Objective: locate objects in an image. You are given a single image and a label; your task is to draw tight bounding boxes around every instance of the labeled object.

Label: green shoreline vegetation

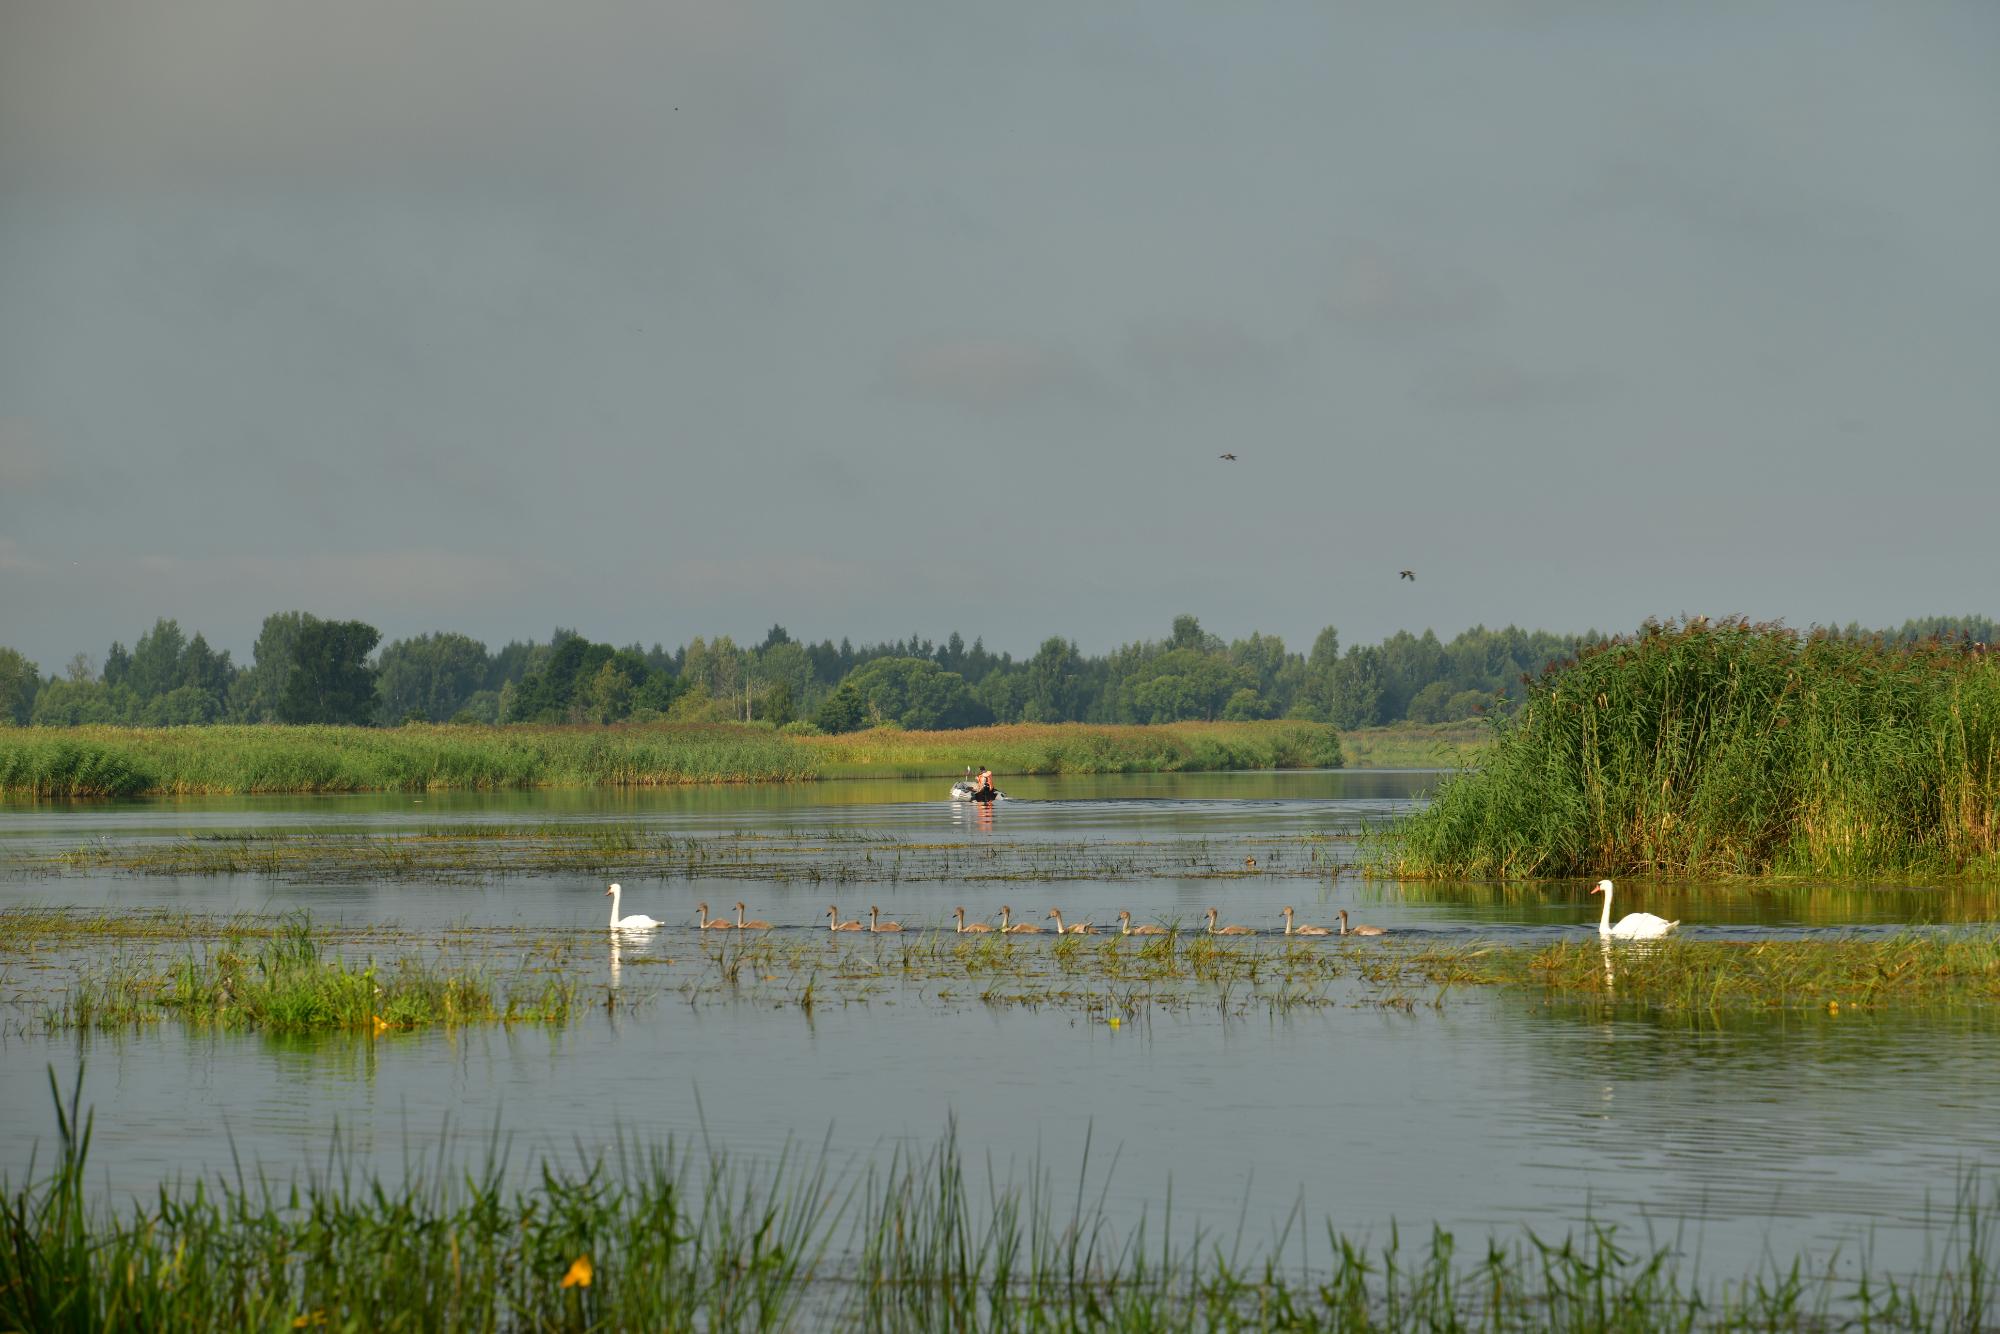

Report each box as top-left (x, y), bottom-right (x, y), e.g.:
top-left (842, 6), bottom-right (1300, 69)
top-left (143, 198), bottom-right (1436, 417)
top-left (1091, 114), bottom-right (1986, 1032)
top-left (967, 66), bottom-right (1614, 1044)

top-left (1383, 619), bottom-right (2000, 880)
top-left (6, 1074), bottom-right (1995, 1331)
top-left (0, 719), bottom-right (1346, 798)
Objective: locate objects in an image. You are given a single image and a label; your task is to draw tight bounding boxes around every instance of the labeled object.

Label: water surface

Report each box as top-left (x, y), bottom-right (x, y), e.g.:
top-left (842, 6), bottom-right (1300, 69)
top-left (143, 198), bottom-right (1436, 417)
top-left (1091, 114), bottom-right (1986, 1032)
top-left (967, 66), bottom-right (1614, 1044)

top-left (4, 770), bottom-right (1995, 1278)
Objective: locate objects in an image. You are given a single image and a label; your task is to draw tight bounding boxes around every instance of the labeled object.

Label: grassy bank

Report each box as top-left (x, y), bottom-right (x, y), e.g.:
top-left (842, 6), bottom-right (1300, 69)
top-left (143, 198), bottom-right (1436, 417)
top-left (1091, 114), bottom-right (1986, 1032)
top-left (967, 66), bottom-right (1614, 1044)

top-left (0, 720), bottom-right (1339, 798)
top-left (7, 1075), bottom-right (1993, 1332)
top-left (1381, 620), bottom-right (2000, 878)
top-left (0, 723), bottom-right (815, 798)
top-left (1337, 720), bottom-right (1490, 769)
top-left (802, 719), bottom-right (1342, 777)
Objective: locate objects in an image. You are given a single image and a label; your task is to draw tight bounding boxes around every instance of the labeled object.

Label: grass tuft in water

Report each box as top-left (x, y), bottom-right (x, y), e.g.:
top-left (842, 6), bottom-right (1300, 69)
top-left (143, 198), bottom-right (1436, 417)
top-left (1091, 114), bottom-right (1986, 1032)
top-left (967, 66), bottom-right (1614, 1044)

top-left (48, 915), bottom-right (575, 1033)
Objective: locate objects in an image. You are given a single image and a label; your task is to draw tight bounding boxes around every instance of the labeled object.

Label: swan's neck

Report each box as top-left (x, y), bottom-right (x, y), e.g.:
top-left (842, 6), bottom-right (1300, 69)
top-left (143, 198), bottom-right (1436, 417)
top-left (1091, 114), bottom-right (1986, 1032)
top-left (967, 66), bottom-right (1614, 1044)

top-left (1050, 912), bottom-right (1064, 932)
top-left (608, 887), bottom-right (620, 927)
top-left (1598, 887), bottom-right (1613, 934)
top-left (1283, 912), bottom-right (1293, 935)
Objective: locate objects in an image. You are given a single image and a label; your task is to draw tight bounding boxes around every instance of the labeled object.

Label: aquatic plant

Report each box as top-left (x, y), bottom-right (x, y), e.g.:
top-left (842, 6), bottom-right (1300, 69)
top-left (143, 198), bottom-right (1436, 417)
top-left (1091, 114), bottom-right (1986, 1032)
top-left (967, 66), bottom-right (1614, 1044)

top-left (48, 916), bottom-right (575, 1033)
top-left (1383, 619), bottom-right (2000, 878)
top-left (4, 1072), bottom-right (1994, 1331)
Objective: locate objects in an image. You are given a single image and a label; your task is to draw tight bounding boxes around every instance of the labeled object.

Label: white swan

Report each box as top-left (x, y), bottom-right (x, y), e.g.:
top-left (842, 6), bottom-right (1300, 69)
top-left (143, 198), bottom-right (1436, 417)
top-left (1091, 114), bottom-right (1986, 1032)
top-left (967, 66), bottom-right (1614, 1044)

top-left (604, 882), bottom-right (662, 931)
top-left (1592, 879), bottom-right (1678, 939)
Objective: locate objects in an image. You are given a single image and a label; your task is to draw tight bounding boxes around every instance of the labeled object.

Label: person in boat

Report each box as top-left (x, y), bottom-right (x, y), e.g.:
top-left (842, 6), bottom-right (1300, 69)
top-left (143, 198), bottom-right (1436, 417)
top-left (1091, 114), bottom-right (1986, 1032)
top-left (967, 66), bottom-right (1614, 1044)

top-left (971, 766), bottom-right (996, 803)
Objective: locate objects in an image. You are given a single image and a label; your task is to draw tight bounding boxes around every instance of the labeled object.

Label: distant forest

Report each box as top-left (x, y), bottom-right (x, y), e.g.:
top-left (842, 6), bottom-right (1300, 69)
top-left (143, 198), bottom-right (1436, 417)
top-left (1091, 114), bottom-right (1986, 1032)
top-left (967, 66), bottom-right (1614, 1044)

top-left (2, 614), bottom-right (1994, 734)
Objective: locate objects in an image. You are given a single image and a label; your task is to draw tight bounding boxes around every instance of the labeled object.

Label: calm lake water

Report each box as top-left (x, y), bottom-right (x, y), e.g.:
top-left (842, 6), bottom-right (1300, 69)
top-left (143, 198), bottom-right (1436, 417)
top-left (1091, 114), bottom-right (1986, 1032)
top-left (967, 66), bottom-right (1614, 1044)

top-left (3, 770), bottom-right (1997, 1278)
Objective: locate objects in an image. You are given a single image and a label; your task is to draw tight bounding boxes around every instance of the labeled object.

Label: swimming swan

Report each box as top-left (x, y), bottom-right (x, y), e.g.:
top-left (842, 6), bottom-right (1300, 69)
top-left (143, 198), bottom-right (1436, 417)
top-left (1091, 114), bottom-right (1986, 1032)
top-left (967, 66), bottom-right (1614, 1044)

top-left (1592, 879), bottom-right (1678, 940)
top-left (604, 882), bottom-right (662, 931)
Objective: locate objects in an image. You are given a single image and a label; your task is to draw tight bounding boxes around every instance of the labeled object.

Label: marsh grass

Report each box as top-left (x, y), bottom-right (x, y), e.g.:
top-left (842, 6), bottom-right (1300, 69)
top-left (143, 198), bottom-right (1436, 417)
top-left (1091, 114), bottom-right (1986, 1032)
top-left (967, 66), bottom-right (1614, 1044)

top-left (5, 1072), bottom-right (1995, 1331)
top-left (1409, 934), bottom-right (2000, 1011)
top-left (20, 907), bottom-right (2000, 1028)
top-left (1337, 720), bottom-right (1490, 769)
top-left (807, 719), bottom-right (1344, 777)
top-left (0, 720), bottom-right (1342, 798)
top-left (45, 916), bottom-right (576, 1033)
top-left (1384, 620), bottom-right (2000, 879)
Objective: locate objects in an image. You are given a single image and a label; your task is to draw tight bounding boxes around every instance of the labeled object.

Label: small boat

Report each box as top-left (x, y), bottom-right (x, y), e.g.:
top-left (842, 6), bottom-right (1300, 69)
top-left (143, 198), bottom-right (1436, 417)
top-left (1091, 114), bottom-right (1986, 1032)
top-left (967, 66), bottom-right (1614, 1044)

top-left (949, 780), bottom-right (1005, 803)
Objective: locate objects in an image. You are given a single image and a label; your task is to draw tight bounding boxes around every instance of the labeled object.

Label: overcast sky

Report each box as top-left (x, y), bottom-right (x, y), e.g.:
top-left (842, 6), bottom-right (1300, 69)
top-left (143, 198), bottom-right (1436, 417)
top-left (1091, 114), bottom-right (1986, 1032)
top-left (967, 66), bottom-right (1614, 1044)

top-left (3, 0), bottom-right (1996, 672)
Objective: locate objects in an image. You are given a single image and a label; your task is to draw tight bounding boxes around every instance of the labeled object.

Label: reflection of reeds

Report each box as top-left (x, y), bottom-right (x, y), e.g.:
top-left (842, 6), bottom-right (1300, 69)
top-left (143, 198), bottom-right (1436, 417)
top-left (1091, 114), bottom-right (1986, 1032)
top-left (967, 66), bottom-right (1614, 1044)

top-left (8, 1072), bottom-right (1996, 1331)
top-left (1400, 934), bottom-right (2000, 1009)
top-left (1385, 878), bottom-right (2000, 927)
top-left (1382, 619), bottom-right (2000, 878)
top-left (34, 827), bottom-right (1355, 884)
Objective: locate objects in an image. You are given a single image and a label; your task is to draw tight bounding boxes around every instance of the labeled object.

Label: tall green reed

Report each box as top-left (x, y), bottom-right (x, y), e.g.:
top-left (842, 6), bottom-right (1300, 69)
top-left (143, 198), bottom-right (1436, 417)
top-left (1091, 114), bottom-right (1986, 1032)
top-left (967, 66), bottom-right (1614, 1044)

top-left (1385, 619), bottom-right (2000, 878)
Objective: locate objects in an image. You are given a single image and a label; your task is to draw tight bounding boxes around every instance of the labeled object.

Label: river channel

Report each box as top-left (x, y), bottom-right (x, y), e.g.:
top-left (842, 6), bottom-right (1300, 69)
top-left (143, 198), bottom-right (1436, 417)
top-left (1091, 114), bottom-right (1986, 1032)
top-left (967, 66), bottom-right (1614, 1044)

top-left (3, 770), bottom-right (1996, 1280)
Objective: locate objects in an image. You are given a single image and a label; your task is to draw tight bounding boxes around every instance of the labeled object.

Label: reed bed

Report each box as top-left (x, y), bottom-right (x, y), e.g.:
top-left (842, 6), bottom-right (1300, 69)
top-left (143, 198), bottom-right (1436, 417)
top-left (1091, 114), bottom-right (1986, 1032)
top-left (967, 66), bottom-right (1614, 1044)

top-left (1336, 720), bottom-right (1490, 769)
top-left (0, 720), bottom-right (1342, 798)
top-left (6, 1072), bottom-right (1993, 1332)
top-left (1383, 620), bottom-right (2000, 878)
top-left (804, 719), bottom-right (1344, 777)
top-left (0, 723), bottom-right (817, 798)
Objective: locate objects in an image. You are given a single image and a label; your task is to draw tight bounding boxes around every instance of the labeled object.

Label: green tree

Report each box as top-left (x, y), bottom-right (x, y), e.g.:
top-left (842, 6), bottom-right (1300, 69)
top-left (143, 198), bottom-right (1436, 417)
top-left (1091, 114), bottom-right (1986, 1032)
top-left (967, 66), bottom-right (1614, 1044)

top-left (0, 647), bottom-right (39, 725)
top-left (838, 657), bottom-right (992, 730)
top-left (1120, 649), bottom-right (1250, 723)
top-left (30, 678), bottom-right (121, 725)
top-left (758, 681), bottom-right (796, 726)
top-left (1023, 637), bottom-right (1085, 722)
top-left (813, 681), bottom-right (867, 733)
top-left (124, 619), bottom-right (189, 700)
top-left (375, 632), bottom-right (490, 725)
top-left (579, 660), bottom-right (635, 724)
top-left (1327, 646), bottom-right (1385, 729)
top-left (1292, 626), bottom-right (1343, 722)
top-left (231, 612), bottom-right (315, 722)
top-left (278, 620), bottom-right (380, 724)
top-left (145, 683), bottom-right (224, 725)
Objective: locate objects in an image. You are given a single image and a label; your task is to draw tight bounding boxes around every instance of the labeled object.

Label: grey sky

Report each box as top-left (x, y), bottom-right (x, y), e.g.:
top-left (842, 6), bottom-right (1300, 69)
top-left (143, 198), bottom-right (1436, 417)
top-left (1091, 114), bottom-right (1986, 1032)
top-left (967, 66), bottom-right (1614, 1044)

top-left (3, 0), bottom-right (1996, 672)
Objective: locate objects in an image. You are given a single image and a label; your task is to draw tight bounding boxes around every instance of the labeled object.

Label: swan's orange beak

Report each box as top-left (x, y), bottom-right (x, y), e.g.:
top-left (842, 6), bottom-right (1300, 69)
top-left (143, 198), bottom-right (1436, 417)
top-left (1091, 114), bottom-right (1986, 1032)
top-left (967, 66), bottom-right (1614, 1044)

top-left (1588, 885), bottom-right (1604, 895)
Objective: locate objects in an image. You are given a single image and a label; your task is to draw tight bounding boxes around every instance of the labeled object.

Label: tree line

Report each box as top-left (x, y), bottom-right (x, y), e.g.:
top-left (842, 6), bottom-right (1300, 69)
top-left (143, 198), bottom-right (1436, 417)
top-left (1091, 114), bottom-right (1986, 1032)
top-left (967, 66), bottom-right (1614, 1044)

top-left (2, 613), bottom-right (1992, 733)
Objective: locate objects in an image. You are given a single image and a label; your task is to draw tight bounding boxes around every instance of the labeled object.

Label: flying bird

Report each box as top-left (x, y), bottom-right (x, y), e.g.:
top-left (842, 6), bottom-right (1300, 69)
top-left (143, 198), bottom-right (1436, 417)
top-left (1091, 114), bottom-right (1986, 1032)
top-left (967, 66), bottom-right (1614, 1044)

top-left (1399, 570), bottom-right (1415, 581)
top-left (1218, 452), bottom-right (1237, 461)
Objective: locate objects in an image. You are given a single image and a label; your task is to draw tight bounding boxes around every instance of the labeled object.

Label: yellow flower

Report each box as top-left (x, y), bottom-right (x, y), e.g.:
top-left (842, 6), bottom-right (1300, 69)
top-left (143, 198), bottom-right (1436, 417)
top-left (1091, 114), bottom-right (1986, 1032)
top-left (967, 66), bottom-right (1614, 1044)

top-left (292, 1312), bottom-right (326, 1329)
top-left (372, 1014), bottom-right (390, 1035)
top-left (561, 1255), bottom-right (594, 1289)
